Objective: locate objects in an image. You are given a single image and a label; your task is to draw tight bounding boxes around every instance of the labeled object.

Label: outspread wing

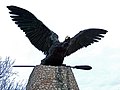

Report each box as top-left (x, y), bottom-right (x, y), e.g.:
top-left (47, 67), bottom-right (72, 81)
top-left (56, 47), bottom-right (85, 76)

top-left (65, 28), bottom-right (107, 56)
top-left (7, 5), bottom-right (59, 55)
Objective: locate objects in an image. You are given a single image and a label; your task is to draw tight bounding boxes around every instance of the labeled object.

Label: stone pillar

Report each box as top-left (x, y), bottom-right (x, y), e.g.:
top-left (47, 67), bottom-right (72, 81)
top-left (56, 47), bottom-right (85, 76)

top-left (26, 65), bottom-right (79, 90)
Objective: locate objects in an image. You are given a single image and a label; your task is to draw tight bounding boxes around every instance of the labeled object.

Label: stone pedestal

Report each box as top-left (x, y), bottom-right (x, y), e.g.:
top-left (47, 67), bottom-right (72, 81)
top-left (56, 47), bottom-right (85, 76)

top-left (26, 65), bottom-right (79, 90)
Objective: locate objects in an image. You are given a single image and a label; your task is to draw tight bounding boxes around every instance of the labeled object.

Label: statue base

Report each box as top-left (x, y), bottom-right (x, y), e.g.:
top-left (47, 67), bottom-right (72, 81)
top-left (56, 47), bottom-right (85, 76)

top-left (26, 65), bottom-right (79, 90)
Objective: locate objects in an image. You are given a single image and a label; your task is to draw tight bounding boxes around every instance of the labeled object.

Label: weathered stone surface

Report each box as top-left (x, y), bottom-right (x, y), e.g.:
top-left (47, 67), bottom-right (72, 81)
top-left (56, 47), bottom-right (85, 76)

top-left (26, 65), bottom-right (79, 90)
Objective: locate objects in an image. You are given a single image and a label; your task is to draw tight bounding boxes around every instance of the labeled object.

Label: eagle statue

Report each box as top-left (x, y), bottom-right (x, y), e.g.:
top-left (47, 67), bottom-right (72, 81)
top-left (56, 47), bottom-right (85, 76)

top-left (7, 5), bottom-right (107, 67)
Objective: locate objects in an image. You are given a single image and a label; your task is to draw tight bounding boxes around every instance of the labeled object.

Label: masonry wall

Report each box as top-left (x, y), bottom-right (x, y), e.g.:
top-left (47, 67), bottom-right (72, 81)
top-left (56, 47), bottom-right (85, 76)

top-left (26, 65), bottom-right (79, 90)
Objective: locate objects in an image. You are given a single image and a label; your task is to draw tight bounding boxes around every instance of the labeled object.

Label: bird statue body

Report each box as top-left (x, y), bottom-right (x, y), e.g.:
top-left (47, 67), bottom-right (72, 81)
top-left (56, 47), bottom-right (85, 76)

top-left (41, 37), bottom-right (71, 66)
top-left (7, 5), bottom-right (108, 66)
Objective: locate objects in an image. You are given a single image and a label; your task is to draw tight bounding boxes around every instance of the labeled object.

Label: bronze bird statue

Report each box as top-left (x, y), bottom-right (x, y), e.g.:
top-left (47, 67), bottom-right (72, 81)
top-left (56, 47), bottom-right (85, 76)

top-left (7, 5), bottom-right (107, 67)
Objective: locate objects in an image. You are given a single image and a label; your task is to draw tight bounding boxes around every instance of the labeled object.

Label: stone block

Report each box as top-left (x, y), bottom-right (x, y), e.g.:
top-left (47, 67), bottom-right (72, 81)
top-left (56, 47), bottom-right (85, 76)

top-left (26, 65), bottom-right (79, 90)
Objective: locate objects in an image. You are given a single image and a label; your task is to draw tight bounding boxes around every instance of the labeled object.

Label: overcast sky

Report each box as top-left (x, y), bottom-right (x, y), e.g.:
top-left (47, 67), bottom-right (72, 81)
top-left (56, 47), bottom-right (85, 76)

top-left (0, 0), bottom-right (120, 90)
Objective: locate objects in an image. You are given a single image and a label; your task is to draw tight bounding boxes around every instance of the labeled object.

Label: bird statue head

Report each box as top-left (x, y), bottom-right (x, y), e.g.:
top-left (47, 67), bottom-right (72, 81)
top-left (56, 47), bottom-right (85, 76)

top-left (65, 36), bottom-right (70, 41)
top-left (61, 36), bottom-right (70, 48)
top-left (64, 36), bottom-right (70, 44)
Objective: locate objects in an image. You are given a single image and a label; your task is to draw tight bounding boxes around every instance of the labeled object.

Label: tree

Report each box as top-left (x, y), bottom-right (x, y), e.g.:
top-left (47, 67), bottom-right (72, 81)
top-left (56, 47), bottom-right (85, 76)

top-left (0, 57), bottom-right (26, 90)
